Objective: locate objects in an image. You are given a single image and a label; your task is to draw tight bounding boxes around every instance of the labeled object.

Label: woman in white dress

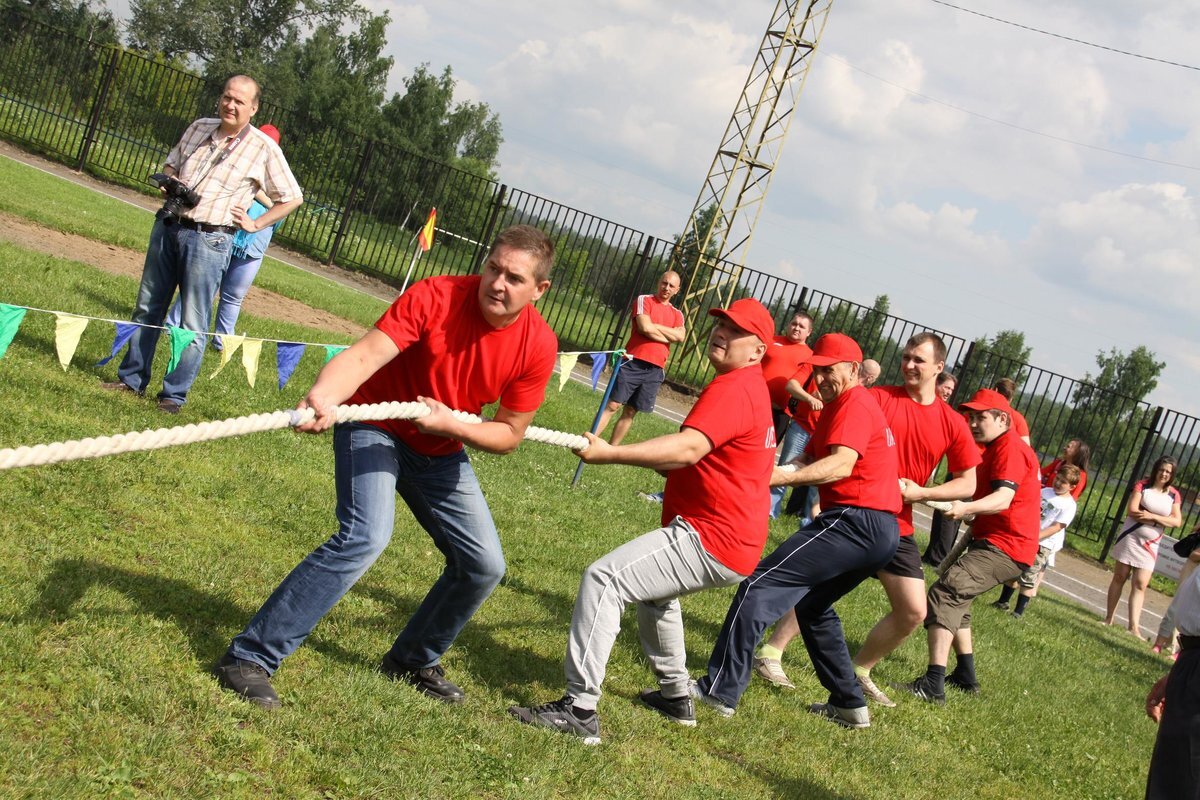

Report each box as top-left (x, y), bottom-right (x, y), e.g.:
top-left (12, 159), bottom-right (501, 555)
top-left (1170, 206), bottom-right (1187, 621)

top-left (1104, 456), bottom-right (1183, 636)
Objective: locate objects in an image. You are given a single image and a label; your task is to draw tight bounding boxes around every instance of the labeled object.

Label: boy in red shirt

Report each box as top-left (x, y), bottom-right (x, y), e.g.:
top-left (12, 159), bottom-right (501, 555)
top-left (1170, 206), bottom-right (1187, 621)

top-left (508, 299), bottom-right (778, 744)
top-left (215, 225), bottom-right (558, 710)
top-left (898, 388), bottom-right (1041, 703)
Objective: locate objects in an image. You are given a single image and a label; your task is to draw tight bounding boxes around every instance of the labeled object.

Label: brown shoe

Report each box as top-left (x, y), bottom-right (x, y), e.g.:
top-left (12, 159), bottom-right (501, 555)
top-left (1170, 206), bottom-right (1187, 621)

top-left (157, 399), bottom-right (182, 414)
top-left (100, 380), bottom-right (142, 396)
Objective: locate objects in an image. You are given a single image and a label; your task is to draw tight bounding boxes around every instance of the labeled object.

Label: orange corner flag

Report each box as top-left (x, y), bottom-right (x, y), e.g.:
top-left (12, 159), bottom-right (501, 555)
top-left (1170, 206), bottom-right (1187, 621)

top-left (418, 207), bottom-right (437, 252)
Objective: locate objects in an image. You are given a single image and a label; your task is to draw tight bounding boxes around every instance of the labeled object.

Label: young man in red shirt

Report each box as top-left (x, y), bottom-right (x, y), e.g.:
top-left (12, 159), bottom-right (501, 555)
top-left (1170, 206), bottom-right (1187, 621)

top-left (752, 333), bottom-right (980, 706)
top-left (595, 270), bottom-right (686, 445)
top-left (898, 387), bottom-right (1041, 703)
top-left (693, 333), bottom-right (901, 729)
top-left (762, 311), bottom-right (819, 519)
top-left (214, 225), bottom-right (558, 710)
top-left (508, 299), bottom-right (778, 744)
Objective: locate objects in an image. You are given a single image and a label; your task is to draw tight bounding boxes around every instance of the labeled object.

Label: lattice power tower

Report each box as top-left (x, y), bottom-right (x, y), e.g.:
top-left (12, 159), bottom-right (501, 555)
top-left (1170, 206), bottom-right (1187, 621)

top-left (675, 0), bottom-right (833, 332)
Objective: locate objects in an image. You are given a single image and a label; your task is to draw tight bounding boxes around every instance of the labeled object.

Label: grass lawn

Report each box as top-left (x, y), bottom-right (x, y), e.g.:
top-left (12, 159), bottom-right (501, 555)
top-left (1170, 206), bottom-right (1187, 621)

top-left (0, 237), bottom-right (1173, 799)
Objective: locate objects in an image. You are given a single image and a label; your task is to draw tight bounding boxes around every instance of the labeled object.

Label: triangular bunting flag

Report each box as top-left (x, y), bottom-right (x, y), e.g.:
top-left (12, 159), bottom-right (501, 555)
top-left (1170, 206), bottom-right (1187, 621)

top-left (96, 322), bottom-right (138, 366)
top-left (558, 353), bottom-right (580, 391)
top-left (54, 314), bottom-right (89, 371)
top-left (590, 352), bottom-right (607, 390)
top-left (241, 338), bottom-right (263, 388)
top-left (209, 335), bottom-right (245, 379)
top-left (276, 342), bottom-right (305, 390)
top-left (166, 326), bottom-right (197, 374)
top-left (323, 344), bottom-right (347, 364)
top-left (0, 304), bottom-right (28, 359)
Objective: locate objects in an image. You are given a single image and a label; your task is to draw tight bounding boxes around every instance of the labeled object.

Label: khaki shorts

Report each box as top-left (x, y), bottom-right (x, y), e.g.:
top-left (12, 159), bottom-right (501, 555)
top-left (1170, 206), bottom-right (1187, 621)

top-left (926, 540), bottom-right (1023, 631)
top-left (1016, 547), bottom-right (1052, 590)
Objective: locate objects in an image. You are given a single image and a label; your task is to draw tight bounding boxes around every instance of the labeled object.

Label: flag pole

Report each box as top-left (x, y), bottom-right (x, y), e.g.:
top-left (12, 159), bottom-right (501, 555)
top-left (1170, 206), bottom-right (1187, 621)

top-left (571, 353), bottom-right (625, 487)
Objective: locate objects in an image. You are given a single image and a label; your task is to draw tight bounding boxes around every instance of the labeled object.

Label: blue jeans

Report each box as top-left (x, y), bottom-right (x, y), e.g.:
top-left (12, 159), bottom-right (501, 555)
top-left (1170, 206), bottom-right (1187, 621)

top-left (164, 252), bottom-right (264, 348)
top-left (116, 217), bottom-right (231, 403)
top-left (229, 423), bottom-right (505, 673)
top-left (769, 421), bottom-right (811, 518)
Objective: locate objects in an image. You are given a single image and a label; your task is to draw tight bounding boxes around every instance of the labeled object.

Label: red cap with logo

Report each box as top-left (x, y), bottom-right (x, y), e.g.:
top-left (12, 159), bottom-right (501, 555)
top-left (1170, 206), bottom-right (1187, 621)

top-left (808, 333), bottom-right (864, 366)
top-left (708, 298), bottom-right (776, 345)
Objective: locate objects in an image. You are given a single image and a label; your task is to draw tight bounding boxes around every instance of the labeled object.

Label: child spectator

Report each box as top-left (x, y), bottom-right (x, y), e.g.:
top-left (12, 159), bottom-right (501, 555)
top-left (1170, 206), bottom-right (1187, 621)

top-left (993, 464), bottom-right (1081, 618)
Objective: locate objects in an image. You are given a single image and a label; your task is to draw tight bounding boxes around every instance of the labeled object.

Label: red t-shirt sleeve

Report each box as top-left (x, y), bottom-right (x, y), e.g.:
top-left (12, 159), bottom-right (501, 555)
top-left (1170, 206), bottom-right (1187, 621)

top-left (374, 279), bottom-right (439, 351)
top-left (821, 396), bottom-right (871, 457)
top-left (945, 412), bottom-right (982, 473)
top-left (992, 436), bottom-right (1030, 486)
top-left (682, 379), bottom-right (742, 450)
top-left (498, 323), bottom-right (557, 413)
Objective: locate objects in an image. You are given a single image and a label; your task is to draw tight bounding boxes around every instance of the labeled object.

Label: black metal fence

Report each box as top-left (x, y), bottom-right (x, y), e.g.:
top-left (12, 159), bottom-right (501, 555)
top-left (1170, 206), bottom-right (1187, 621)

top-left (1, 18), bottom-right (1197, 562)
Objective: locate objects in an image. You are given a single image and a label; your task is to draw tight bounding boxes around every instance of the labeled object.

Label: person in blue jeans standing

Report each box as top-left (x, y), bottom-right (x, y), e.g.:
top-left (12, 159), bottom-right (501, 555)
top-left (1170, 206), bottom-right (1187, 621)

top-left (213, 225), bottom-right (559, 710)
top-left (165, 124), bottom-right (282, 351)
top-left (101, 77), bottom-right (302, 413)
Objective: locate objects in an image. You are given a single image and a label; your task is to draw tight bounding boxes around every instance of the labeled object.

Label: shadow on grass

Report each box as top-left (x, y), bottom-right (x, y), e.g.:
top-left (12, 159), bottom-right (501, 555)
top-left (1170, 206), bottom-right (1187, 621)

top-left (712, 748), bottom-right (855, 800)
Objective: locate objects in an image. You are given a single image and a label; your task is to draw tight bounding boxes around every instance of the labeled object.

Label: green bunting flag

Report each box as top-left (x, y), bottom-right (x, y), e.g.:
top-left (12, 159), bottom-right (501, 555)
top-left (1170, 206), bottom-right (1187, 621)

top-left (323, 345), bottom-right (347, 364)
top-left (166, 326), bottom-right (198, 374)
top-left (0, 304), bottom-right (28, 359)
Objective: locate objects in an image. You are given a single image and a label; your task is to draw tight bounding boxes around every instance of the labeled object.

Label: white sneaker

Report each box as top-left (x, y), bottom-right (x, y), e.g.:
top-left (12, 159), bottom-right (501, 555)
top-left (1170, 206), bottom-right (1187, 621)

top-left (856, 673), bottom-right (896, 707)
top-left (808, 702), bottom-right (870, 729)
top-left (688, 680), bottom-right (735, 718)
top-left (753, 656), bottom-right (795, 689)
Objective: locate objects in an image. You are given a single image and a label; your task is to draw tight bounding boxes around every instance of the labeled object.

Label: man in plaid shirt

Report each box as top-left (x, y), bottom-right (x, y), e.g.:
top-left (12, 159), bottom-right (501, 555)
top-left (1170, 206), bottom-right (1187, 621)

top-left (103, 74), bottom-right (302, 413)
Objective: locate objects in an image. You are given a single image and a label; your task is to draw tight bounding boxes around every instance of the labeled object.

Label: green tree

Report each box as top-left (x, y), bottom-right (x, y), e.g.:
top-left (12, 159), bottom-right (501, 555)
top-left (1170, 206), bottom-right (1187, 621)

top-left (4, 0), bottom-right (119, 42)
top-left (1070, 346), bottom-right (1165, 471)
top-left (957, 329), bottom-right (1033, 393)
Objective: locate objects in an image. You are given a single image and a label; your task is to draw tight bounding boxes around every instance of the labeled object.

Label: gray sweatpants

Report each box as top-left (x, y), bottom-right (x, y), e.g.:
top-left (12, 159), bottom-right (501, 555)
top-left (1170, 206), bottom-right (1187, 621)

top-left (565, 516), bottom-right (744, 709)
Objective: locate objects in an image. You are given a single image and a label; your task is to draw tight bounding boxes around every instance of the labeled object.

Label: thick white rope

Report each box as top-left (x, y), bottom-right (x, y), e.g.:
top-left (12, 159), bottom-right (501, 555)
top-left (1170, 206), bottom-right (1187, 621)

top-left (0, 401), bottom-right (590, 471)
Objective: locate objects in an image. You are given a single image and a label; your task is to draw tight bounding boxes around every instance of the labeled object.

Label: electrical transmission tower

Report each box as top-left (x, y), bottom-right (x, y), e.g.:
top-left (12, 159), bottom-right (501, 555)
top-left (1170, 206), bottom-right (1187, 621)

top-left (674, 0), bottom-right (833, 337)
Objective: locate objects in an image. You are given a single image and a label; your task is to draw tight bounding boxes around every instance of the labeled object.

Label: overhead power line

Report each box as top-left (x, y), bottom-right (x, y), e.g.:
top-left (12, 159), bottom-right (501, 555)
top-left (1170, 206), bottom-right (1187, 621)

top-left (823, 53), bottom-right (1200, 173)
top-left (927, 0), bottom-right (1200, 72)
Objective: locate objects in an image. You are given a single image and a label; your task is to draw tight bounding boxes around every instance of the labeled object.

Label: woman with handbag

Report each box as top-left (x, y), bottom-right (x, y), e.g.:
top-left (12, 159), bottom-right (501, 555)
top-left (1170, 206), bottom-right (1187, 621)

top-left (1104, 455), bottom-right (1183, 637)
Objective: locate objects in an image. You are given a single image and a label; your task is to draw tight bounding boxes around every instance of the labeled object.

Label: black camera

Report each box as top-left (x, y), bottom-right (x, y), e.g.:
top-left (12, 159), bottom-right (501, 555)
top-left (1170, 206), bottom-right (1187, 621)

top-left (149, 172), bottom-right (201, 225)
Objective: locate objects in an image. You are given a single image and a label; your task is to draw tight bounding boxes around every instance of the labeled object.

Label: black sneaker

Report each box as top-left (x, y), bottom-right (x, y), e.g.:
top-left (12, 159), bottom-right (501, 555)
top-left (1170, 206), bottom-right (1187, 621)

top-left (891, 676), bottom-right (946, 705)
top-left (213, 654), bottom-right (280, 710)
top-left (990, 600), bottom-right (1009, 611)
top-left (639, 689), bottom-right (696, 727)
top-left (380, 657), bottom-right (465, 704)
top-left (945, 673), bottom-right (981, 695)
top-left (508, 696), bottom-right (601, 745)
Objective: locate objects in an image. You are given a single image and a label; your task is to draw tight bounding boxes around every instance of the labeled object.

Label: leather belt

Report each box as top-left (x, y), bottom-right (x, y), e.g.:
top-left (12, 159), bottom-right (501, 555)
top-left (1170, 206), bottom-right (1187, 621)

top-left (177, 218), bottom-right (237, 235)
top-left (1180, 635), bottom-right (1200, 651)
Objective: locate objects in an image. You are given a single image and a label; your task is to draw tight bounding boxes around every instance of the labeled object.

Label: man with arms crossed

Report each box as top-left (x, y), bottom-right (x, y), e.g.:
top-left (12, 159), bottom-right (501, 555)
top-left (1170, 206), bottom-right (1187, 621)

top-left (595, 271), bottom-right (685, 444)
top-left (214, 225), bottom-right (558, 709)
top-left (508, 299), bottom-right (777, 743)
top-left (752, 334), bottom-right (979, 708)
top-left (693, 333), bottom-right (901, 729)
top-left (898, 387), bottom-right (1040, 703)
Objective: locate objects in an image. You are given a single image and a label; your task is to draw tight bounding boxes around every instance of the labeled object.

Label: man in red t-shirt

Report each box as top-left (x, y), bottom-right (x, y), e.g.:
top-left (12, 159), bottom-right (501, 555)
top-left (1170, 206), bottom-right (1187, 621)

top-left (508, 298), bottom-right (777, 744)
top-left (694, 333), bottom-right (901, 729)
top-left (994, 377), bottom-right (1032, 444)
top-left (215, 225), bottom-right (558, 710)
top-left (898, 387), bottom-right (1041, 704)
top-left (763, 311), bottom-right (821, 519)
top-left (595, 271), bottom-right (686, 444)
top-left (752, 333), bottom-right (980, 706)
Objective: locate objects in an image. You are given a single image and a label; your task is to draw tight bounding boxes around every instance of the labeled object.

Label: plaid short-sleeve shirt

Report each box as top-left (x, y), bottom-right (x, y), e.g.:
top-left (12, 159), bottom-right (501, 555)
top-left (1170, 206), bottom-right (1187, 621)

top-left (165, 119), bottom-right (302, 227)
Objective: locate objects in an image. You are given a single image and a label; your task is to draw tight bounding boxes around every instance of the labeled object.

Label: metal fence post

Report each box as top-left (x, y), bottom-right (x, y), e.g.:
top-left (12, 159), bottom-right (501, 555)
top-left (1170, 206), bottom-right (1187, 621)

top-left (75, 46), bottom-right (120, 172)
top-left (793, 286), bottom-right (809, 314)
top-left (609, 235), bottom-right (656, 353)
top-left (954, 340), bottom-right (979, 401)
top-left (472, 184), bottom-right (508, 272)
top-left (326, 138), bottom-right (375, 265)
top-left (1099, 405), bottom-right (1165, 562)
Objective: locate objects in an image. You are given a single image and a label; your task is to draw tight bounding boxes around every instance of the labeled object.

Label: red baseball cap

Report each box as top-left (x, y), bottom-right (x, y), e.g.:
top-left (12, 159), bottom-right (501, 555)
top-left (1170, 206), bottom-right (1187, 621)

top-left (708, 298), bottom-right (776, 345)
top-left (259, 124), bottom-right (281, 144)
top-left (958, 388), bottom-right (1015, 416)
top-left (808, 333), bottom-right (863, 366)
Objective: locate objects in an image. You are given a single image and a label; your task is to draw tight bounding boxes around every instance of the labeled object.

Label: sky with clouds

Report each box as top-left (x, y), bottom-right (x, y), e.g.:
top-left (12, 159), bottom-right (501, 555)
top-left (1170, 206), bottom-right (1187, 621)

top-left (112, 0), bottom-right (1200, 413)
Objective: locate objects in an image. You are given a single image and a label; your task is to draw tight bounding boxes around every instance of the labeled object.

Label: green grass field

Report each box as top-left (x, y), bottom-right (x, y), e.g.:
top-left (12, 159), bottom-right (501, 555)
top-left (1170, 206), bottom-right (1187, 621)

top-left (0, 154), bottom-right (1174, 799)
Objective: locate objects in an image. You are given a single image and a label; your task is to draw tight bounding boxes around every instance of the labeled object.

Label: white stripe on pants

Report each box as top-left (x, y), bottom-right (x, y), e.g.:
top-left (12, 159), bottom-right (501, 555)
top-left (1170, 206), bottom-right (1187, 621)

top-left (565, 516), bottom-right (743, 709)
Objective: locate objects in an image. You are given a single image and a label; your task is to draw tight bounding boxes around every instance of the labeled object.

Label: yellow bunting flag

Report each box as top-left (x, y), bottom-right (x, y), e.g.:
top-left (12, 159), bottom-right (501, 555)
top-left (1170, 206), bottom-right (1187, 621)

top-left (558, 353), bottom-right (580, 391)
top-left (418, 207), bottom-right (437, 252)
top-left (54, 314), bottom-right (89, 371)
top-left (241, 338), bottom-right (263, 388)
top-left (209, 335), bottom-right (246, 379)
